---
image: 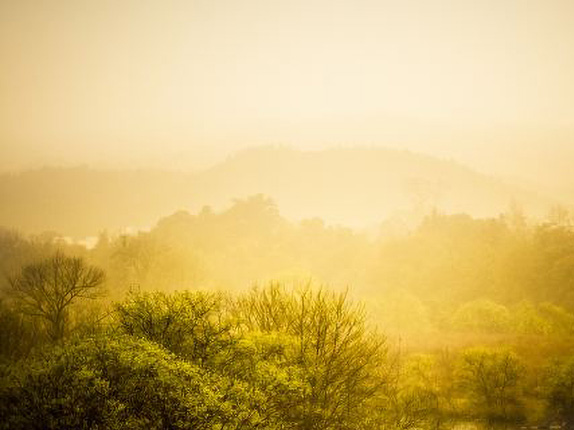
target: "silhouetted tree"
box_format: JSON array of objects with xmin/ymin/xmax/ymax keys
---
[
  {"xmin": 457, "ymin": 348, "xmax": 524, "ymax": 422},
  {"xmin": 8, "ymin": 253, "xmax": 105, "ymax": 341}
]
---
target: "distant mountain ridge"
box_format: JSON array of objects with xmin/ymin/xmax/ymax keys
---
[{"xmin": 0, "ymin": 147, "xmax": 554, "ymax": 237}]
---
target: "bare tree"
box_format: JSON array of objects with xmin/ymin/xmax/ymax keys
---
[{"xmin": 9, "ymin": 252, "xmax": 105, "ymax": 341}]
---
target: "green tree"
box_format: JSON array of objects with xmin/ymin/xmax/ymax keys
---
[
  {"xmin": 237, "ymin": 283, "xmax": 388, "ymax": 429},
  {"xmin": 114, "ymin": 290, "xmax": 233, "ymax": 365},
  {"xmin": 0, "ymin": 334, "xmax": 277, "ymax": 430},
  {"xmin": 451, "ymin": 299, "xmax": 511, "ymax": 333}
]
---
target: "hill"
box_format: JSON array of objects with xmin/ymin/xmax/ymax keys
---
[{"xmin": 0, "ymin": 147, "xmax": 553, "ymax": 237}]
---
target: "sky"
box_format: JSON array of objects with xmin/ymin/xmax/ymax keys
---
[{"xmin": 1, "ymin": 0, "xmax": 574, "ymax": 176}]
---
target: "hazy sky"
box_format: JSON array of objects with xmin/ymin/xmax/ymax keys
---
[{"xmin": 1, "ymin": 0, "xmax": 574, "ymax": 172}]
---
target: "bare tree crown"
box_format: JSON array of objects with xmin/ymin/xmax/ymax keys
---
[{"xmin": 9, "ymin": 252, "xmax": 105, "ymax": 340}]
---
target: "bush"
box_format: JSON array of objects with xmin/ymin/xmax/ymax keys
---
[{"xmin": 0, "ymin": 334, "xmax": 278, "ymax": 430}]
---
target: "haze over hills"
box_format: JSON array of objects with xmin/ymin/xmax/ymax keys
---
[
  {"xmin": 0, "ymin": 168, "xmax": 189, "ymax": 238},
  {"xmin": 0, "ymin": 147, "xmax": 555, "ymax": 238},
  {"xmin": 192, "ymin": 147, "xmax": 553, "ymax": 227}
]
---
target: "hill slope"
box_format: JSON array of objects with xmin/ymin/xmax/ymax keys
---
[
  {"xmin": 0, "ymin": 147, "xmax": 553, "ymax": 237},
  {"xmin": 193, "ymin": 147, "xmax": 551, "ymax": 227}
]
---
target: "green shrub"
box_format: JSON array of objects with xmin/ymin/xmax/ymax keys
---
[{"xmin": 0, "ymin": 334, "xmax": 277, "ymax": 430}]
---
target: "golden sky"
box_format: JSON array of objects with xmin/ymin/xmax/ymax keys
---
[{"xmin": 1, "ymin": 0, "xmax": 573, "ymax": 170}]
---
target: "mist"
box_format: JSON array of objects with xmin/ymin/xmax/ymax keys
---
[{"xmin": 1, "ymin": 1, "xmax": 574, "ymax": 429}]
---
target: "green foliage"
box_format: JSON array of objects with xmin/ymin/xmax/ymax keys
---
[
  {"xmin": 451, "ymin": 300, "xmax": 511, "ymax": 333},
  {"xmin": 0, "ymin": 285, "xmax": 395, "ymax": 430},
  {"xmin": 510, "ymin": 301, "xmax": 553, "ymax": 335},
  {"xmin": 114, "ymin": 290, "xmax": 233, "ymax": 365},
  {"xmin": 237, "ymin": 283, "xmax": 388, "ymax": 429},
  {"xmin": 446, "ymin": 298, "xmax": 574, "ymax": 336},
  {"xmin": 214, "ymin": 331, "xmax": 309, "ymax": 428},
  {"xmin": 537, "ymin": 302, "xmax": 574, "ymax": 335},
  {"xmin": 0, "ymin": 334, "xmax": 277, "ymax": 430},
  {"xmin": 112, "ymin": 287, "xmax": 393, "ymax": 429}
]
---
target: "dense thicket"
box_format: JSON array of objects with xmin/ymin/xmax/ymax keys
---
[
  {"xmin": 0, "ymin": 286, "xmax": 389, "ymax": 429},
  {"xmin": 1, "ymin": 283, "xmax": 574, "ymax": 428}
]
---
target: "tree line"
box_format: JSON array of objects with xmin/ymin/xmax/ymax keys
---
[
  {"xmin": 1, "ymin": 254, "xmax": 574, "ymax": 428},
  {"xmin": 2, "ymin": 197, "xmax": 574, "ymax": 428}
]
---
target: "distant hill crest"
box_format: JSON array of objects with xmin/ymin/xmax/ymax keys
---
[{"xmin": 0, "ymin": 147, "xmax": 553, "ymax": 237}]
